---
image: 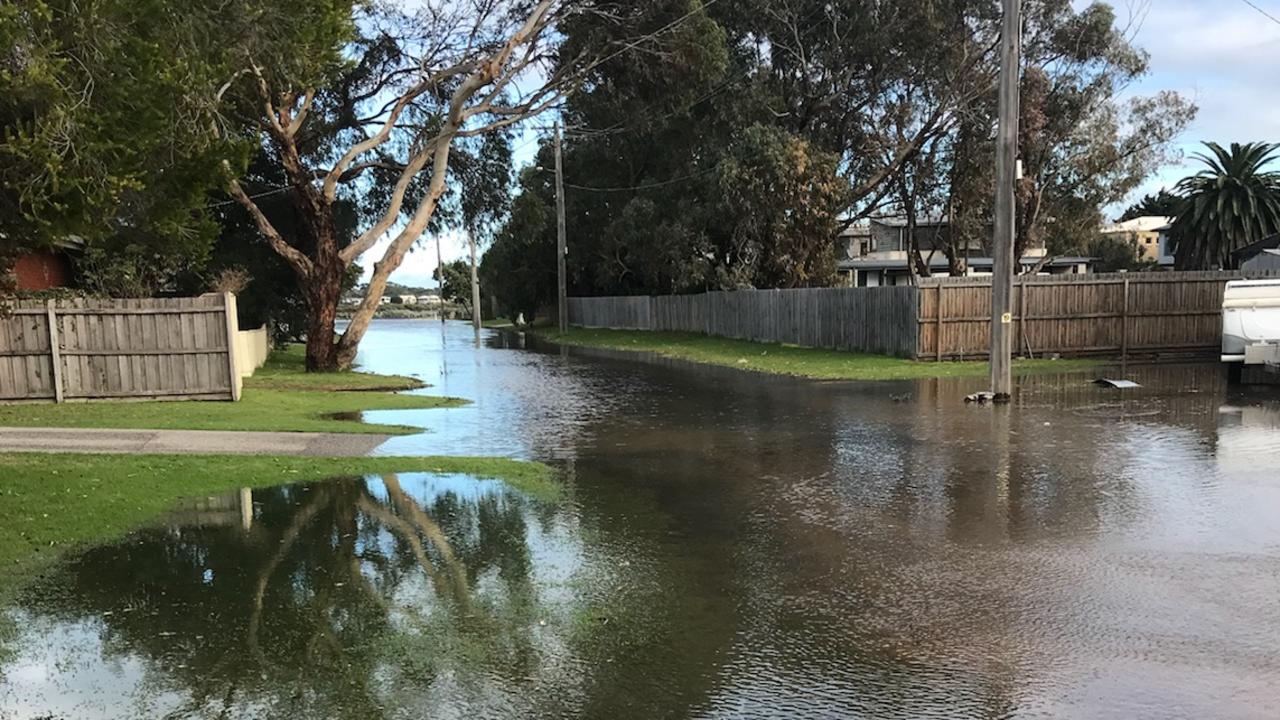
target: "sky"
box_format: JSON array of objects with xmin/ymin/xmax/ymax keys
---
[
  {"xmin": 1114, "ymin": 0, "xmax": 1280, "ymax": 191},
  {"xmin": 372, "ymin": 0, "xmax": 1280, "ymax": 288}
]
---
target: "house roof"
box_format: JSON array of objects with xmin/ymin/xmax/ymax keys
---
[
  {"xmin": 1101, "ymin": 216, "xmax": 1175, "ymax": 234},
  {"xmin": 1231, "ymin": 233, "xmax": 1280, "ymax": 262},
  {"xmin": 838, "ymin": 255, "xmax": 1093, "ymax": 271},
  {"xmin": 869, "ymin": 215, "xmax": 949, "ymax": 228}
]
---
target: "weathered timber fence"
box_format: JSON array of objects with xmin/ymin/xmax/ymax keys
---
[
  {"xmin": 917, "ymin": 270, "xmax": 1280, "ymax": 361},
  {"xmin": 569, "ymin": 287, "xmax": 921, "ymax": 357},
  {"xmin": 0, "ymin": 294, "xmax": 243, "ymax": 402},
  {"xmin": 569, "ymin": 271, "xmax": 1280, "ymax": 362}
]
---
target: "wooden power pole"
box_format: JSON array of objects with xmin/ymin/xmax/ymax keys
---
[
  {"xmin": 554, "ymin": 123, "xmax": 568, "ymax": 333},
  {"xmin": 469, "ymin": 229, "xmax": 481, "ymax": 340},
  {"xmin": 989, "ymin": 0, "xmax": 1020, "ymax": 401},
  {"xmin": 437, "ymin": 233, "xmax": 445, "ymax": 324}
]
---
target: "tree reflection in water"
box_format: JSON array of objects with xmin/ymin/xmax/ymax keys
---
[{"xmin": 3, "ymin": 473, "xmax": 563, "ymax": 719}]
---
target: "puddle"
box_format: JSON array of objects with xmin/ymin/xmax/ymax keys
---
[{"xmin": 4, "ymin": 321, "xmax": 1280, "ymax": 718}]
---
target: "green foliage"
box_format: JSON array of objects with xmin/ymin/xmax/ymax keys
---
[
  {"xmin": 0, "ymin": 0, "xmax": 241, "ymax": 269},
  {"xmin": 1170, "ymin": 142, "xmax": 1280, "ymax": 270},
  {"xmin": 716, "ymin": 126, "xmax": 847, "ymax": 288},
  {"xmin": 1084, "ymin": 235, "xmax": 1157, "ymax": 273},
  {"xmin": 1119, "ymin": 189, "xmax": 1182, "ymax": 221},
  {"xmin": 1010, "ymin": 3, "xmax": 1196, "ymax": 258},
  {"xmin": 481, "ymin": 167, "xmax": 557, "ymax": 320},
  {"xmin": 434, "ymin": 259, "xmax": 473, "ymax": 305},
  {"xmin": 199, "ymin": 151, "xmax": 362, "ymax": 342},
  {"xmin": 492, "ymin": 0, "xmax": 1192, "ymax": 293}
]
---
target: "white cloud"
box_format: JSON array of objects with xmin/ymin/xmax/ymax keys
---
[
  {"xmin": 356, "ymin": 228, "xmax": 475, "ymax": 289},
  {"xmin": 1113, "ymin": 0, "xmax": 1280, "ymax": 199}
]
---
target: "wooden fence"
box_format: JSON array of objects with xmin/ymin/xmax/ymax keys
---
[
  {"xmin": 569, "ymin": 287, "xmax": 921, "ymax": 357},
  {"xmin": 0, "ymin": 294, "xmax": 243, "ymax": 403},
  {"xmin": 569, "ymin": 271, "xmax": 1280, "ymax": 362},
  {"xmin": 917, "ymin": 270, "xmax": 1280, "ymax": 361}
]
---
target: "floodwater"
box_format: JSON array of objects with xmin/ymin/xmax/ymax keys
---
[{"xmin": 3, "ymin": 319, "xmax": 1280, "ymax": 719}]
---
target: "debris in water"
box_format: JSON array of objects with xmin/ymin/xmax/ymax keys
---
[
  {"xmin": 1094, "ymin": 378, "xmax": 1141, "ymax": 389},
  {"xmin": 965, "ymin": 391, "xmax": 997, "ymax": 404}
]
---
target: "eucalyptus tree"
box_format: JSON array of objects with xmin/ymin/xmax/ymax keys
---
[
  {"xmin": 1012, "ymin": 1, "xmax": 1195, "ymax": 263},
  {"xmin": 215, "ymin": 0, "xmax": 579, "ymax": 370},
  {"xmin": 1170, "ymin": 142, "xmax": 1280, "ymax": 270}
]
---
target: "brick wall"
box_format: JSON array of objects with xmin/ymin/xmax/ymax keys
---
[{"xmin": 11, "ymin": 249, "xmax": 73, "ymax": 291}]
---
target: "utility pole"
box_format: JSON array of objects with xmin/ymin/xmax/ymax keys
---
[
  {"xmin": 469, "ymin": 229, "xmax": 481, "ymax": 340},
  {"xmin": 989, "ymin": 0, "xmax": 1020, "ymax": 401},
  {"xmin": 437, "ymin": 233, "xmax": 445, "ymax": 324},
  {"xmin": 554, "ymin": 122, "xmax": 568, "ymax": 333}
]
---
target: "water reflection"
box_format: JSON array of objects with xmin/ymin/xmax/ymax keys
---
[
  {"xmin": 2, "ymin": 475, "xmax": 569, "ymax": 718},
  {"xmin": 4, "ymin": 321, "xmax": 1280, "ymax": 719}
]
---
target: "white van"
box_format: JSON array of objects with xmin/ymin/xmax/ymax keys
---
[{"xmin": 1222, "ymin": 279, "xmax": 1280, "ymax": 364}]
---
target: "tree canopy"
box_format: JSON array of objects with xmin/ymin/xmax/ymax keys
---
[
  {"xmin": 1119, "ymin": 189, "xmax": 1182, "ymax": 222},
  {"xmin": 1, "ymin": 0, "xmax": 242, "ymax": 289},
  {"xmin": 483, "ymin": 0, "xmax": 1195, "ymax": 315}
]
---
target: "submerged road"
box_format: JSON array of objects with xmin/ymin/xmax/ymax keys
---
[{"xmin": 3, "ymin": 319, "xmax": 1280, "ymax": 720}]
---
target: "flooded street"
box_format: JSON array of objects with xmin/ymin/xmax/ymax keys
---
[{"xmin": 4, "ymin": 319, "xmax": 1280, "ymax": 719}]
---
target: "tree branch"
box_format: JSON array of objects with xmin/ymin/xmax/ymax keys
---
[{"xmin": 223, "ymin": 161, "xmax": 313, "ymax": 278}]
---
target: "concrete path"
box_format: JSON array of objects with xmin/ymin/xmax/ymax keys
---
[{"xmin": 0, "ymin": 427, "xmax": 390, "ymax": 457}]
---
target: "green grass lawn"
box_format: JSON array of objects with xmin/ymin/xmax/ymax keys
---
[
  {"xmin": 539, "ymin": 328, "xmax": 1096, "ymax": 381},
  {"xmin": 0, "ymin": 344, "xmax": 461, "ymax": 434},
  {"xmin": 0, "ymin": 453, "xmax": 557, "ymax": 592},
  {"xmin": 246, "ymin": 344, "xmax": 426, "ymax": 392}
]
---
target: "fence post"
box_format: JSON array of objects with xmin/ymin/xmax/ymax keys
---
[
  {"xmin": 935, "ymin": 284, "xmax": 944, "ymax": 361},
  {"xmin": 46, "ymin": 300, "xmax": 64, "ymax": 403},
  {"xmin": 1120, "ymin": 275, "xmax": 1130, "ymax": 360},
  {"xmin": 222, "ymin": 292, "xmax": 242, "ymax": 401},
  {"xmin": 1017, "ymin": 280, "xmax": 1032, "ymax": 359}
]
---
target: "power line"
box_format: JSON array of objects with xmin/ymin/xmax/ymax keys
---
[
  {"xmin": 563, "ymin": 165, "xmax": 721, "ymax": 193},
  {"xmin": 1239, "ymin": 0, "xmax": 1280, "ymax": 26},
  {"xmin": 207, "ymin": 185, "xmax": 293, "ymax": 208}
]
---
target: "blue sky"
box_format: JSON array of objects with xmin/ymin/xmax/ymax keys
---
[
  {"xmin": 378, "ymin": 0, "xmax": 1280, "ymax": 287},
  {"xmin": 1115, "ymin": 0, "xmax": 1280, "ymax": 192}
]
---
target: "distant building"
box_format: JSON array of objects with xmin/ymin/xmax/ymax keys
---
[
  {"xmin": 379, "ymin": 296, "xmax": 392, "ymax": 305},
  {"xmin": 391, "ymin": 295, "xmax": 418, "ymax": 305},
  {"xmin": 836, "ymin": 217, "xmax": 1092, "ymax": 287},
  {"xmin": 1100, "ymin": 216, "xmax": 1175, "ymax": 264}
]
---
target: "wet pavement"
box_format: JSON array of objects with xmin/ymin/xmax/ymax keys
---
[{"xmin": 3, "ymin": 319, "xmax": 1280, "ymax": 719}]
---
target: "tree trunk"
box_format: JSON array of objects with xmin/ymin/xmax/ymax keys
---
[{"xmin": 302, "ymin": 224, "xmax": 346, "ymax": 372}]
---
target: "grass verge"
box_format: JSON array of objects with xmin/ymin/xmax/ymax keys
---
[
  {"xmin": 246, "ymin": 344, "xmax": 426, "ymax": 392},
  {"xmin": 538, "ymin": 328, "xmax": 1097, "ymax": 381},
  {"xmin": 0, "ymin": 453, "xmax": 557, "ymax": 592},
  {"xmin": 0, "ymin": 344, "xmax": 461, "ymax": 434}
]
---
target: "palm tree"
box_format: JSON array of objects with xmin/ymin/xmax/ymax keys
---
[{"xmin": 1170, "ymin": 142, "xmax": 1280, "ymax": 270}]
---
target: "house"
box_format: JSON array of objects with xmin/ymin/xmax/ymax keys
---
[
  {"xmin": 4, "ymin": 239, "xmax": 83, "ymax": 291},
  {"xmin": 836, "ymin": 217, "xmax": 1092, "ymax": 287},
  {"xmin": 1100, "ymin": 216, "xmax": 1175, "ymax": 265},
  {"xmin": 1234, "ymin": 234, "xmax": 1280, "ymax": 272},
  {"xmin": 379, "ymin": 296, "xmax": 392, "ymax": 305},
  {"xmin": 391, "ymin": 294, "xmax": 418, "ymax": 305}
]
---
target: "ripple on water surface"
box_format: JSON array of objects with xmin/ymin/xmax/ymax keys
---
[{"xmin": 5, "ymin": 323, "xmax": 1280, "ymax": 718}]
